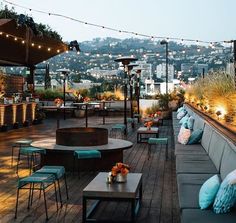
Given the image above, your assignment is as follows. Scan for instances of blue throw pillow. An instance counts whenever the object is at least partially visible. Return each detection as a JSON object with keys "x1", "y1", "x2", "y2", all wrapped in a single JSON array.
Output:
[
  {"x1": 187, "y1": 129, "x2": 203, "y2": 144},
  {"x1": 182, "y1": 120, "x2": 189, "y2": 129},
  {"x1": 177, "y1": 106, "x2": 184, "y2": 113},
  {"x1": 199, "y1": 175, "x2": 220, "y2": 209},
  {"x1": 213, "y1": 169, "x2": 236, "y2": 214},
  {"x1": 187, "y1": 116, "x2": 195, "y2": 130},
  {"x1": 179, "y1": 114, "x2": 189, "y2": 124}
]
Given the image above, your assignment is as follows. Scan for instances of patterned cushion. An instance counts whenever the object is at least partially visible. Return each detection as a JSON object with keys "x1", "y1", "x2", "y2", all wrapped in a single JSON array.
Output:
[
  {"x1": 199, "y1": 175, "x2": 220, "y2": 209},
  {"x1": 213, "y1": 169, "x2": 236, "y2": 213},
  {"x1": 178, "y1": 126, "x2": 191, "y2": 145},
  {"x1": 187, "y1": 116, "x2": 195, "y2": 130},
  {"x1": 177, "y1": 109, "x2": 187, "y2": 120},
  {"x1": 188, "y1": 129, "x2": 203, "y2": 144}
]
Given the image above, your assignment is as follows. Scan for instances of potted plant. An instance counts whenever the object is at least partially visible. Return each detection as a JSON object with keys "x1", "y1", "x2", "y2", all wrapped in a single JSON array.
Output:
[{"x1": 157, "y1": 93, "x2": 172, "y2": 119}]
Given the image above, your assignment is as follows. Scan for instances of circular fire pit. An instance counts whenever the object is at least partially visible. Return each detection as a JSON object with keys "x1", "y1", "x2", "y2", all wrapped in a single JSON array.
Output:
[{"x1": 56, "y1": 127, "x2": 108, "y2": 146}]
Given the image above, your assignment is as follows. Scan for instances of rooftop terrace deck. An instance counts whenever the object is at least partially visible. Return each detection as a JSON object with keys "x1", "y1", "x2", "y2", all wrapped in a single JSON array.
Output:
[{"x1": 0, "y1": 116, "x2": 180, "y2": 223}]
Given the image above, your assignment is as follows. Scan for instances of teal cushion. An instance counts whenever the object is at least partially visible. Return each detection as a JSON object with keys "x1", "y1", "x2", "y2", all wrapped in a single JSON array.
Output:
[
  {"x1": 20, "y1": 147, "x2": 46, "y2": 155},
  {"x1": 179, "y1": 114, "x2": 189, "y2": 124},
  {"x1": 181, "y1": 116, "x2": 189, "y2": 128},
  {"x1": 177, "y1": 106, "x2": 184, "y2": 113},
  {"x1": 36, "y1": 166, "x2": 65, "y2": 179},
  {"x1": 187, "y1": 129, "x2": 203, "y2": 144},
  {"x1": 213, "y1": 169, "x2": 236, "y2": 213},
  {"x1": 187, "y1": 116, "x2": 195, "y2": 130},
  {"x1": 74, "y1": 150, "x2": 101, "y2": 159},
  {"x1": 199, "y1": 175, "x2": 220, "y2": 209},
  {"x1": 148, "y1": 137, "x2": 168, "y2": 145},
  {"x1": 18, "y1": 173, "x2": 55, "y2": 188}
]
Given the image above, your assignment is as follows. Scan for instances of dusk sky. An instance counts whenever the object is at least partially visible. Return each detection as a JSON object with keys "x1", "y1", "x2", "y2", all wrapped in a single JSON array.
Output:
[{"x1": 2, "y1": 0, "x2": 236, "y2": 43}]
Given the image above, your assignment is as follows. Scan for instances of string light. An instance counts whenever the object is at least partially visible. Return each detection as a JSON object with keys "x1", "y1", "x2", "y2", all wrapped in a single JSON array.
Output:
[
  {"x1": 2, "y1": 0, "x2": 231, "y2": 45},
  {"x1": 0, "y1": 30, "x2": 66, "y2": 53}
]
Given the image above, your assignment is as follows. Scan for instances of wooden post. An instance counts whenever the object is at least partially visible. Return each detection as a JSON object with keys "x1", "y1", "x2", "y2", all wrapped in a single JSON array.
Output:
[
  {"x1": 44, "y1": 64, "x2": 51, "y2": 90},
  {"x1": 27, "y1": 66, "x2": 35, "y2": 93}
]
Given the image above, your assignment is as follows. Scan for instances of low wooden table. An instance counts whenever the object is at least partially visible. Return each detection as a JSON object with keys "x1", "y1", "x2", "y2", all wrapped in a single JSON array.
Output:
[
  {"x1": 137, "y1": 127, "x2": 159, "y2": 143},
  {"x1": 83, "y1": 172, "x2": 142, "y2": 223}
]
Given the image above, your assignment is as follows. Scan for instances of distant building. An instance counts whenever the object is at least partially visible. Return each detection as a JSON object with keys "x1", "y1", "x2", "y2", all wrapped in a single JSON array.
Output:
[
  {"x1": 193, "y1": 63, "x2": 208, "y2": 77},
  {"x1": 156, "y1": 63, "x2": 175, "y2": 81},
  {"x1": 89, "y1": 67, "x2": 118, "y2": 79},
  {"x1": 226, "y1": 63, "x2": 234, "y2": 76},
  {"x1": 135, "y1": 61, "x2": 152, "y2": 83},
  {"x1": 144, "y1": 79, "x2": 160, "y2": 95},
  {"x1": 181, "y1": 63, "x2": 193, "y2": 75}
]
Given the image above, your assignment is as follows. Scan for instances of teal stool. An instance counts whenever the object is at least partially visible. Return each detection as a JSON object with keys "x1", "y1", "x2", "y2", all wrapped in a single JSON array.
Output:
[
  {"x1": 73, "y1": 150, "x2": 101, "y2": 176},
  {"x1": 35, "y1": 166, "x2": 69, "y2": 207},
  {"x1": 16, "y1": 147, "x2": 46, "y2": 175},
  {"x1": 147, "y1": 138, "x2": 168, "y2": 160},
  {"x1": 110, "y1": 124, "x2": 126, "y2": 138},
  {"x1": 11, "y1": 139, "x2": 32, "y2": 167},
  {"x1": 15, "y1": 173, "x2": 58, "y2": 220}
]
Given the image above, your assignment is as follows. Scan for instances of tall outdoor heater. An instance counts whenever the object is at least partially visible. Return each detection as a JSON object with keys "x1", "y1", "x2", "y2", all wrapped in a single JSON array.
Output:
[
  {"x1": 114, "y1": 57, "x2": 138, "y2": 135},
  {"x1": 57, "y1": 68, "x2": 70, "y2": 120},
  {"x1": 160, "y1": 40, "x2": 169, "y2": 94},
  {"x1": 128, "y1": 63, "x2": 139, "y2": 129},
  {"x1": 135, "y1": 69, "x2": 142, "y2": 123}
]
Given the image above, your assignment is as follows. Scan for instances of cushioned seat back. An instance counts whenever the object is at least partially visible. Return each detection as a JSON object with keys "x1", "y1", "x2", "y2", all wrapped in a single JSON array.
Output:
[
  {"x1": 208, "y1": 130, "x2": 227, "y2": 171},
  {"x1": 220, "y1": 141, "x2": 236, "y2": 180},
  {"x1": 193, "y1": 114, "x2": 205, "y2": 131},
  {"x1": 201, "y1": 123, "x2": 213, "y2": 152}
]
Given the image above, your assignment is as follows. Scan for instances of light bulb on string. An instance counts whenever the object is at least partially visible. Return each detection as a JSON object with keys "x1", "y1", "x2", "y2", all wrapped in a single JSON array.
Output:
[
  {"x1": 14, "y1": 37, "x2": 17, "y2": 41},
  {"x1": 38, "y1": 45, "x2": 41, "y2": 49},
  {"x1": 197, "y1": 47, "x2": 200, "y2": 52}
]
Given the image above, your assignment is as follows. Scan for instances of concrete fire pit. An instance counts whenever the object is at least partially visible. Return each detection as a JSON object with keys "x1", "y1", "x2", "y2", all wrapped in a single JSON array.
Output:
[{"x1": 56, "y1": 127, "x2": 108, "y2": 146}]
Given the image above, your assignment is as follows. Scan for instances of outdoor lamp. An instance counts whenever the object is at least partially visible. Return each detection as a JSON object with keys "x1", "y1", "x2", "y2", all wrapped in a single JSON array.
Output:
[
  {"x1": 160, "y1": 40, "x2": 169, "y2": 94},
  {"x1": 128, "y1": 63, "x2": 138, "y2": 129},
  {"x1": 57, "y1": 68, "x2": 70, "y2": 120},
  {"x1": 114, "y1": 57, "x2": 138, "y2": 135}
]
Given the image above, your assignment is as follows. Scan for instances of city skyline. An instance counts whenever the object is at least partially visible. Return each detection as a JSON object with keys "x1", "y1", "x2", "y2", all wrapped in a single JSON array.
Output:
[{"x1": 1, "y1": 0, "x2": 236, "y2": 43}]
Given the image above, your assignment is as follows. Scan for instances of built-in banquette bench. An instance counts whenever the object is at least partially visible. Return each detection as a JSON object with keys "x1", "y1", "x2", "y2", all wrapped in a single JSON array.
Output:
[{"x1": 173, "y1": 104, "x2": 236, "y2": 223}]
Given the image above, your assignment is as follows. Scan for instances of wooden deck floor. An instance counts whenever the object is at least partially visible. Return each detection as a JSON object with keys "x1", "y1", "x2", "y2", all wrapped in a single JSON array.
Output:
[{"x1": 0, "y1": 116, "x2": 180, "y2": 223}]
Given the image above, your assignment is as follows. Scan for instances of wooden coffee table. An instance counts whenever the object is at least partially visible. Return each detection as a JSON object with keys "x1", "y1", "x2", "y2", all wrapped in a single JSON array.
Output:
[
  {"x1": 137, "y1": 127, "x2": 159, "y2": 143},
  {"x1": 82, "y1": 172, "x2": 142, "y2": 223}
]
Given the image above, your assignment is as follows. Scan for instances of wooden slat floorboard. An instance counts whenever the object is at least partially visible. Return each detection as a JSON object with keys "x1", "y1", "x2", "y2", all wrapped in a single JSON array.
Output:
[{"x1": 0, "y1": 116, "x2": 180, "y2": 223}]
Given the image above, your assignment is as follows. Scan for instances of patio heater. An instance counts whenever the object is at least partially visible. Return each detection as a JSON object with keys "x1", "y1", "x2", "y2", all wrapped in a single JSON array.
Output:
[
  {"x1": 57, "y1": 68, "x2": 70, "y2": 120},
  {"x1": 128, "y1": 63, "x2": 139, "y2": 129},
  {"x1": 114, "y1": 57, "x2": 138, "y2": 135},
  {"x1": 135, "y1": 69, "x2": 142, "y2": 123}
]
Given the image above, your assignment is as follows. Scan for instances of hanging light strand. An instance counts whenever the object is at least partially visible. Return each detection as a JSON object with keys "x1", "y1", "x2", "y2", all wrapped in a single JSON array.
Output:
[
  {"x1": 3, "y1": 0, "x2": 232, "y2": 45},
  {"x1": 0, "y1": 30, "x2": 62, "y2": 53}
]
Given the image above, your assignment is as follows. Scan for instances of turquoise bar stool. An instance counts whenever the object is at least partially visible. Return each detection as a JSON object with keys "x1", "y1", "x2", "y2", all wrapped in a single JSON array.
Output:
[
  {"x1": 11, "y1": 139, "x2": 32, "y2": 167},
  {"x1": 16, "y1": 147, "x2": 46, "y2": 175},
  {"x1": 110, "y1": 124, "x2": 126, "y2": 138},
  {"x1": 73, "y1": 150, "x2": 101, "y2": 176},
  {"x1": 15, "y1": 173, "x2": 58, "y2": 221},
  {"x1": 147, "y1": 137, "x2": 168, "y2": 160},
  {"x1": 36, "y1": 166, "x2": 69, "y2": 206}
]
